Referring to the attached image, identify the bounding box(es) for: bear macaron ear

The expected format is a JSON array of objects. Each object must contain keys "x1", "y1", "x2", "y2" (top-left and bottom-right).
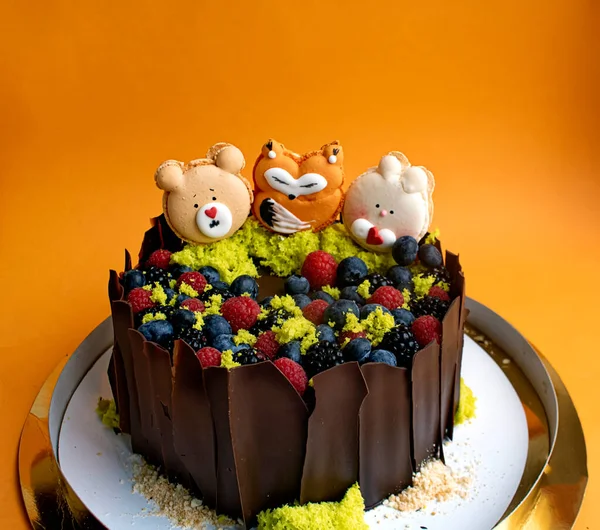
[
  {"x1": 214, "y1": 144, "x2": 245, "y2": 175},
  {"x1": 155, "y1": 160, "x2": 185, "y2": 192}
]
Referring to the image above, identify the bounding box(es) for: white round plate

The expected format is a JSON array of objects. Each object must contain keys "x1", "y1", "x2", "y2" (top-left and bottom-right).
[{"x1": 57, "y1": 335, "x2": 528, "y2": 530}]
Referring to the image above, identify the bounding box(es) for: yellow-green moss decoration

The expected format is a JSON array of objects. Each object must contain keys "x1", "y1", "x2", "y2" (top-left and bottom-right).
[
  {"x1": 192, "y1": 311, "x2": 205, "y2": 330},
  {"x1": 256, "y1": 483, "x2": 367, "y2": 530},
  {"x1": 321, "y1": 285, "x2": 340, "y2": 300},
  {"x1": 234, "y1": 329, "x2": 257, "y2": 346},
  {"x1": 454, "y1": 378, "x2": 477, "y2": 425},
  {"x1": 356, "y1": 280, "x2": 371, "y2": 299},
  {"x1": 401, "y1": 288, "x2": 411, "y2": 310},
  {"x1": 412, "y1": 273, "x2": 436, "y2": 300},
  {"x1": 96, "y1": 398, "x2": 120, "y2": 429},
  {"x1": 273, "y1": 316, "x2": 318, "y2": 353},
  {"x1": 362, "y1": 307, "x2": 396, "y2": 346},
  {"x1": 178, "y1": 282, "x2": 199, "y2": 298},
  {"x1": 436, "y1": 281, "x2": 450, "y2": 292},
  {"x1": 424, "y1": 228, "x2": 440, "y2": 245},
  {"x1": 204, "y1": 294, "x2": 224, "y2": 315},
  {"x1": 141, "y1": 312, "x2": 167, "y2": 324},
  {"x1": 220, "y1": 350, "x2": 241, "y2": 369},
  {"x1": 270, "y1": 295, "x2": 303, "y2": 318},
  {"x1": 149, "y1": 284, "x2": 167, "y2": 305}
]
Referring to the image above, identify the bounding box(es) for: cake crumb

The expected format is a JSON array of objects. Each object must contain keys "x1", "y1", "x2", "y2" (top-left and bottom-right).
[
  {"x1": 131, "y1": 456, "x2": 236, "y2": 528},
  {"x1": 502, "y1": 358, "x2": 511, "y2": 365},
  {"x1": 385, "y1": 460, "x2": 472, "y2": 512}
]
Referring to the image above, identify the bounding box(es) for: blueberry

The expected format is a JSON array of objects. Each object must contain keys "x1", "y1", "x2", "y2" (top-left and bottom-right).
[
  {"x1": 392, "y1": 236, "x2": 419, "y2": 266},
  {"x1": 360, "y1": 304, "x2": 392, "y2": 319},
  {"x1": 176, "y1": 294, "x2": 191, "y2": 305},
  {"x1": 230, "y1": 275, "x2": 259, "y2": 299},
  {"x1": 343, "y1": 338, "x2": 371, "y2": 363},
  {"x1": 418, "y1": 244, "x2": 443, "y2": 268},
  {"x1": 171, "y1": 309, "x2": 196, "y2": 329},
  {"x1": 138, "y1": 320, "x2": 174, "y2": 350},
  {"x1": 337, "y1": 257, "x2": 368, "y2": 287},
  {"x1": 164, "y1": 288, "x2": 177, "y2": 303},
  {"x1": 323, "y1": 300, "x2": 360, "y2": 330},
  {"x1": 169, "y1": 264, "x2": 192, "y2": 280},
  {"x1": 212, "y1": 280, "x2": 230, "y2": 291},
  {"x1": 340, "y1": 286, "x2": 365, "y2": 306},
  {"x1": 123, "y1": 270, "x2": 145, "y2": 293},
  {"x1": 199, "y1": 266, "x2": 220, "y2": 284},
  {"x1": 232, "y1": 342, "x2": 251, "y2": 353},
  {"x1": 212, "y1": 333, "x2": 235, "y2": 352},
  {"x1": 292, "y1": 293, "x2": 312, "y2": 309},
  {"x1": 285, "y1": 275, "x2": 310, "y2": 295},
  {"x1": 260, "y1": 296, "x2": 274, "y2": 307},
  {"x1": 316, "y1": 324, "x2": 336, "y2": 342},
  {"x1": 369, "y1": 349, "x2": 397, "y2": 366},
  {"x1": 203, "y1": 314, "x2": 232, "y2": 343},
  {"x1": 312, "y1": 291, "x2": 335, "y2": 304},
  {"x1": 387, "y1": 266, "x2": 412, "y2": 287},
  {"x1": 278, "y1": 341, "x2": 302, "y2": 363},
  {"x1": 391, "y1": 308, "x2": 415, "y2": 327}
]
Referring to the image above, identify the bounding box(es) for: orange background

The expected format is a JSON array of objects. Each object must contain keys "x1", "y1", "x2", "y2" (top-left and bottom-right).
[{"x1": 0, "y1": 1, "x2": 598, "y2": 528}]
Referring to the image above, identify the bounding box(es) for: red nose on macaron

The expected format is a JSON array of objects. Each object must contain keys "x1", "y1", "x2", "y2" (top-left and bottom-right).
[
  {"x1": 205, "y1": 207, "x2": 217, "y2": 219},
  {"x1": 366, "y1": 226, "x2": 384, "y2": 245}
]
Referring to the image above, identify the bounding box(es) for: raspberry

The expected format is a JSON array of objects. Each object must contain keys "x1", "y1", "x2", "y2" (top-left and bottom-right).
[
  {"x1": 428, "y1": 286, "x2": 450, "y2": 302},
  {"x1": 367, "y1": 286, "x2": 404, "y2": 310},
  {"x1": 196, "y1": 347, "x2": 222, "y2": 368},
  {"x1": 301, "y1": 251, "x2": 338, "y2": 290},
  {"x1": 274, "y1": 357, "x2": 308, "y2": 396},
  {"x1": 177, "y1": 271, "x2": 207, "y2": 294},
  {"x1": 338, "y1": 330, "x2": 367, "y2": 345},
  {"x1": 302, "y1": 299, "x2": 330, "y2": 325},
  {"x1": 127, "y1": 287, "x2": 155, "y2": 314},
  {"x1": 255, "y1": 330, "x2": 280, "y2": 359},
  {"x1": 180, "y1": 298, "x2": 205, "y2": 312},
  {"x1": 411, "y1": 315, "x2": 442, "y2": 347},
  {"x1": 221, "y1": 296, "x2": 261, "y2": 333},
  {"x1": 146, "y1": 249, "x2": 172, "y2": 270}
]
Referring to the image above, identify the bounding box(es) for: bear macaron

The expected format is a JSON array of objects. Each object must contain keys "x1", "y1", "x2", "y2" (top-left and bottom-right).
[
  {"x1": 155, "y1": 143, "x2": 253, "y2": 244},
  {"x1": 342, "y1": 152, "x2": 435, "y2": 252}
]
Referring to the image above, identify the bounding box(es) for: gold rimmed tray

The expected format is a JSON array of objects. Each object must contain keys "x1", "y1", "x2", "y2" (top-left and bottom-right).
[{"x1": 18, "y1": 298, "x2": 587, "y2": 529}]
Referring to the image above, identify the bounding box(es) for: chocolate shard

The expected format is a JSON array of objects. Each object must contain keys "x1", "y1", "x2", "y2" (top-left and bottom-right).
[
  {"x1": 203, "y1": 367, "x2": 242, "y2": 519},
  {"x1": 108, "y1": 269, "x2": 123, "y2": 303},
  {"x1": 172, "y1": 340, "x2": 217, "y2": 506},
  {"x1": 111, "y1": 300, "x2": 142, "y2": 444},
  {"x1": 109, "y1": 340, "x2": 130, "y2": 433},
  {"x1": 412, "y1": 341, "x2": 441, "y2": 468},
  {"x1": 156, "y1": 213, "x2": 184, "y2": 254},
  {"x1": 449, "y1": 263, "x2": 466, "y2": 439},
  {"x1": 128, "y1": 329, "x2": 164, "y2": 468},
  {"x1": 124, "y1": 249, "x2": 132, "y2": 272},
  {"x1": 228, "y1": 362, "x2": 309, "y2": 527},
  {"x1": 138, "y1": 214, "x2": 183, "y2": 265},
  {"x1": 359, "y1": 364, "x2": 413, "y2": 509},
  {"x1": 440, "y1": 298, "x2": 461, "y2": 446},
  {"x1": 301, "y1": 363, "x2": 368, "y2": 504},
  {"x1": 145, "y1": 341, "x2": 190, "y2": 488}
]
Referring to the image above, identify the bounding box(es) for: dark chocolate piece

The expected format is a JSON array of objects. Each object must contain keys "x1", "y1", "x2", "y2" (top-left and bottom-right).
[
  {"x1": 440, "y1": 298, "x2": 461, "y2": 444},
  {"x1": 138, "y1": 215, "x2": 183, "y2": 265},
  {"x1": 359, "y1": 363, "x2": 413, "y2": 509},
  {"x1": 412, "y1": 341, "x2": 441, "y2": 468},
  {"x1": 203, "y1": 367, "x2": 242, "y2": 519},
  {"x1": 110, "y1": 340, "x2": 131, "y2": 433},
  {"x1": 124, "y1": 249, "x2": 132, "y2": 272},
  {"x1": 300, "y1": 363, "x2": 368, "y2": 504},
  {"x1": 145, "y1": 342, "x2": 190, "y2": 487},
  {"x1": 172, "y1": 340, "x2": 217, "y2": 506},
  {"x1": 229, "y1": 362, "x2": 309, "y2": 527},
  {"x1": 108, "y1": 269, "x2": 123, "y2": 303},
  {"x1": 128, "y1": 329, "x2": 164, "y2": 468}
]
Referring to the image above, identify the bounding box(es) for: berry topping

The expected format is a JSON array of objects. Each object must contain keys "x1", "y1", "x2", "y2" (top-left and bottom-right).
[
  {"x1": 284, "y1": 275, "x2": 310, "y2": 295},
  {"x1": 196, "y1": 347, "x2": 222, "y2": 368},
  {"x1": 365, "y1": 273, "x2": 391, "y2": 293},
  {"x1": 368, "y1": 349, "x2": 397, "y2": 366},
  {"x1": 145, "y1": 266, "x2": 171, "y2": 288},
  {"x1": 127, "y1": 287, "x2": 155, "y2": 314},
  {"x1": 311, "y1": 291, "x2": 336, "y2": 304},
  {"x1": 323, "y1": 300, "x2": 360, "y2": 330},
  {"x1": 146, "y1": 249, "x2": 172, "y2": 270},
  {"x1": 175, "y1": 327, "x2": 208, "y2": 352},
  {"x1": 338, "y1": 330, "x2": 367, "y2": 346},
  {"x1": 429, "y1": 266, "x2": 451, "y2": 285},
  {"x1": 360, "y1": 303, "x2": 392, "y2": 319},
  {"x1": 169, "y1": 264, "x2": 192, "y2": 280},
  {"x1": 230, "y1": 275, "x2": 259, "y2": 299},
  {"x1": 428, "y1": 286, "x2": 451, "y2": 302},
  {"x1": 138, "y1": 320, "x2": 174, "y2": 350},
  {"x1": 221, "y1": 296, "x2": 261, "y2": 333},
  {"x1": 391, "y1": 308, "x2": 415, "y2": 327},
  {"x1": 410, "y1": 296, "x2": 450, "y2": 321},
  {"x1": 336, "y1": 257, "x2": 368, "y2": 287},
  {"x1": 301, "y1": 251, "x2": 338, "y2": 290},
  {"x1": 378, "y1": 325, "x2": 420, "y2": 368},
  {"x1": 316, "y1": 324, "x2": 336, "y2": 343},
  {"x1": 304, "y1": 341, "x2": 345, "y2": 378},
  {"x1": 302, "y1": 300, "x2": 330, "y2": 325},
  {"x1": 254, "y1": 330, "x2": 280, "y2": 359},
  {"x1": 203, "y1": 314, "x2": 233, "y2": 343},
  {"x1": 180, "y1": 298, "x2": 205, "y2": 312},
  {"x1": 177, "y1": 271, "x2": 207, "y2": 294},
  {"x1": 123, "y1": 269, "x2": 146, "y2": 294},
  {"x1": 387, "y1": 266, "x2": 412, "y2": 288},
  {"x1": 260, "y1": 296, "x2": 274, "y2": 307},
  {"x1": 339, "y1": 286, "x2": 366, "y2": 305},
  {"x1": 274, "y1": 358, "x2": 308, "y2": 396},
  {"x1": 171, "y1": 309, "x2": 196, "y2": 330},
  {"x1": 367, "y1": 286, "x2": 404, "y2": 310},
  {"x1": 392, "y1": 236, "x2": 419, "y2": 266},
  {"x1": 199, "y1": 285, "x2": 234, "y2": 303},
  {"x1": 292, "y1": 293, "x2": 312, "y2": 309},
  {"x1": 278, "y1": 341, "x2": 302, "y2": 364},
  {"x1": 343, "y1": 338, "x2": 371, "y2": 363},
  {"x1": 198, "y1": 266, "x2": 220, "y2": 284},
  {"x1": 212, "y1": 334, "x2": 235, "y2": 352},
  {"x1": 411, "y1": 315, "x2": 442, "y2": 347},
  {"x1": 232, "y1": 346, "x2": 262, "y2": 365},
  {"x1": 418, "y1": 244, "x2": 443, "y2": 268}
]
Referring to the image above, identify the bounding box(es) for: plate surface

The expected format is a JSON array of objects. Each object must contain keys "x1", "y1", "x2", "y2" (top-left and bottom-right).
[{"x1": 57, "y1": 336, "x2": 528, "y2": 530}]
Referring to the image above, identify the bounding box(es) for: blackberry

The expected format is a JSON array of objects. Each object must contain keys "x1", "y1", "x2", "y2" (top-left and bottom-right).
[
  {"x1": 429, "y1": 266, "x2": 452, "y2": 285},
  {"x1": 144, "y1": 266, "x2": 172, "y2": 288},
  {"x1": 134, "y1": 308, "x2": 155, "y2": 328},
  {"x1": 157, "y1": 305, "x2": 176, "y2": 321},
  {"x1": 175, "y1": 327, "x2": 207, "y2": 352},
  {"x1": 251, "y1": 309, "x2": 292, "y2": 334},
  {"x1": 304, "y1": 341, "x2": 345, "y2": 378},
  {"x1": 199, "y1": 287, "x2": 235, "y2": 303},
  {"x1": 233, "y1": 346, "x2": 262, "y2": 365},
  {"x1": 366, "y1": 273, "x2": 390, "y2": 294},
  {"x1": 378, "y1": 325, "x2": 420, "y2": 368},
  {"x1": 410, "y1": 296, "x2": 450, "y2": 321}
]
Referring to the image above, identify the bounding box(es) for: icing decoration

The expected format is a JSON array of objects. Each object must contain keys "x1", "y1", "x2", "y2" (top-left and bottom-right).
[
  {"x1": 155, "y1": 143, "x2": 253, "y2": 245},
  {"x1": 252, "y1": 139, "x2": 345, "y2": 234},
  {"x1": 342, "y1": 152, "x2": 435, "y2": 253}
]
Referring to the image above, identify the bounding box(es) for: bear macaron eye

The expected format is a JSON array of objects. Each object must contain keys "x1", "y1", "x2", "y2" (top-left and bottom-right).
[{"x1": 194, "y1": 203, "x2": 199, "y2": 208}]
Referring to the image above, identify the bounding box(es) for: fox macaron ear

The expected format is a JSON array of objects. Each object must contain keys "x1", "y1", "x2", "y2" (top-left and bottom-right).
[
  {"x1": 322, "y1": 142, "x2": 344, "y2": 166},
  {"x1": 155, "y1": 160, "x2": 185, "y2": 192},
  {"x1": 214, "y1": 144, "x2": 245, "y2": 174},
  {"x1": 261, "y1": 139, "x2": 286, "y2": 160}
]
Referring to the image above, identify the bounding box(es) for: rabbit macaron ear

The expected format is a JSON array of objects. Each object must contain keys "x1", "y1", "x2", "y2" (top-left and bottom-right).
[
  {"x1": 155, "y1": 160, "x2": 185, "y2": 192},
  {"x1": 401, "y1": 166, "x2": 429, "y2": 194}
]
